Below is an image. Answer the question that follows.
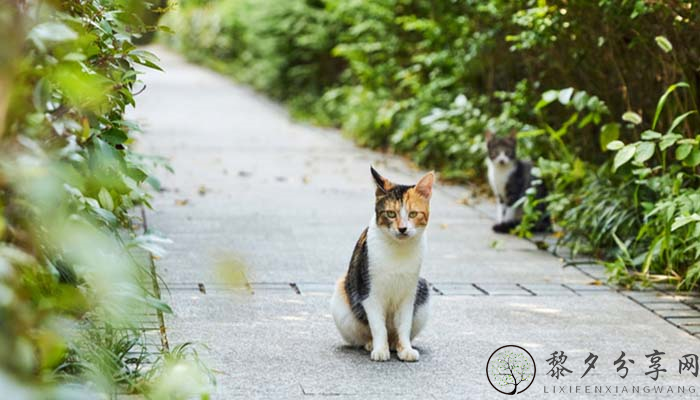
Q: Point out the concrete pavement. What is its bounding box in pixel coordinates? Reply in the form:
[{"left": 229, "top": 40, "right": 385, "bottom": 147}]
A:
[{"left": 130, "top": 47, "right": 700, "bottom": 399}]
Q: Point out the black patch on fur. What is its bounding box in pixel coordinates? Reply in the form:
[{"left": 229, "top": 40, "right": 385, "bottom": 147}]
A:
[
  {"left": 375, "top": 184, "right": 413, "bottom": 216},
  {"left": 487, "top": 136, "right": 516, "bottom": 160},
  {"left": 345, "top": 228, "right": 370, "bottom": 324},
  {"left": 495, "top": 159, "right": 551, "bottom": 233},
  {"left": 414, "top": 278, "right": 430, "bottom": 312},
  {"left": 504, "top": 160, "right": 533, "bottom": 206},
  {"left": 371, "top": 166, "right": 388, "bottom": 194}
]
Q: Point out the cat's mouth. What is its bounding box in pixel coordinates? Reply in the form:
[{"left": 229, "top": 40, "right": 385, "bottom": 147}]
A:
[{"left": 395, "top": 231, "right": 412, "bottom": 239}]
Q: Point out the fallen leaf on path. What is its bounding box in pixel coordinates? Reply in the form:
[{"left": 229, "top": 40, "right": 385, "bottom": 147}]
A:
[
  {"left": 174, "top": 199, "right": 189, "bottom": 206},
  {"left": 198, "top": 185, "right": 207, "bottom": 196},
  {"left": 588, "top": 280, "right": 603, "bottom": 286},
  {"left": 440, "top": 223, "right": 448, "bottom": 229},
  {"left": 302, "top": 175, "right": 310, "bottom": 184},
  {"left": 238, "top": 170, "right": 251, "bottom": 177}
]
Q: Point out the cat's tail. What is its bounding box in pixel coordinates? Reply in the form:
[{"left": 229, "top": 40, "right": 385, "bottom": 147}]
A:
[
  {"left": 492, "top": 220, "right": 520, "bottom": 233},
  {"left": 492, "top": 215, "right": 551, "bottom": 234},
  {"left": 532, "top": 214, "right": 552, "bottom": 233}
]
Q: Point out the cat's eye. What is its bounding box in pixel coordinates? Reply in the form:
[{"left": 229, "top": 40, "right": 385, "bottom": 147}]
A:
[
  {"left": 408, "top": 211, "right": 418, "bottom": 218},
  {"left": 385, "top": 211, "right": 397, "bottom": 218}
]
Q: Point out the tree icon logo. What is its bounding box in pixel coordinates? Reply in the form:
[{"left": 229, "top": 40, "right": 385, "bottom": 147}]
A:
[{"left": 486, "top": 345, "right": 536, "bottom": 395}]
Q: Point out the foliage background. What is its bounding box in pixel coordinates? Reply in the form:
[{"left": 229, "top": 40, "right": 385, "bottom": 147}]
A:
[
  {"left": 1, "top": 0, "right": 210, "bottom": 398},
  {"left": 164, "top": 0, "right": 700, "bottom": 290}
]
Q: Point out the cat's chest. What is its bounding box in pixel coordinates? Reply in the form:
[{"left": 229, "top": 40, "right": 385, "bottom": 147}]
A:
[
  {"left": 366, "top": 234, "right": 424, "bottom": 302},
  {"left": 487, "top": 160, "right": 515, "bottom": 201}
]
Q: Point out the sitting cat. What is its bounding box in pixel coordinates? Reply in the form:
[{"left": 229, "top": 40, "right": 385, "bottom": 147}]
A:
[
  {"left": 485, "top": 130, "right": 550, "bottom": 234},
  {"left": 331, "top": 166, "right": 433, "bottom": 362}
]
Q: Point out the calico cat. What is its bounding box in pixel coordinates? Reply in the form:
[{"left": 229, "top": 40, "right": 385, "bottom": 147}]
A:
[
  {"left": 331, "top": 167, "right": 433, "bottom": 362},
  {"left": 485, "top": 131, "right": 550, "bottom": 233}
]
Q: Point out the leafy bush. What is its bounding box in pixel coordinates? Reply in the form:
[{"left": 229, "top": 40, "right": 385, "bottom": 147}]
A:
[
  {"left": 1, "top": 1, "right": 210, "bottom": 397},
  {"left": 601, "top": 84, "right": 700, "bottom": 289}
]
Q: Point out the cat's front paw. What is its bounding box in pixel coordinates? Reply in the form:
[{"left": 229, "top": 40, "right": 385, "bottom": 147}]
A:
[
  {"left": 370, "top": 346, "right": 391, "bottom": 362},
  {"left": 397, "top": 347, "right": 420, "bottom": 362}
]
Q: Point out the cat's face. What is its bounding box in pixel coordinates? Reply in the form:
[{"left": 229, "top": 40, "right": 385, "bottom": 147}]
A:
[
  {"left": 371, "top": 167, "right": 434, "bottom": 241},
  {"left": 486, "top": 132, "right": 517, "bottom": 167}
]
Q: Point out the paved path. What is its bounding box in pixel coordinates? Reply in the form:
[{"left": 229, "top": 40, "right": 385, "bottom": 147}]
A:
[{"left": 131, "top": 47, "right": 700, "bottom": 399}]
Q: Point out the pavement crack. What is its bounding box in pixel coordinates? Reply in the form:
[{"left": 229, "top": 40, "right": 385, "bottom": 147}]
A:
[
  {"left": 517, "top": 283, "right": 537, "bottom": 296},
  {"left": 430, "top": 283, "right": 444, "bottom": 296},
  {"left": 560, "top": 283, "right": 582, "bottom": 296},
  {"left": 289, "top": 282, "right": 302, "bottom": 295},
  {"left": 472, "top": 283, "right": 489, "bottom": 295}
]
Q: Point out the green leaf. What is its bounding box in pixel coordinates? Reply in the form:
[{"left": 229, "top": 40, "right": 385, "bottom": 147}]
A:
[
  {"left": 129, "top": 234, "right": 173, "bottom": 257},
  {"left": 684, "top": 148, "right": 700, "bottom": 167},
  {"left": 606, "top": 140, "right": 624, "bottom": 151},
  {"left": 653, "top": 82, "right": 689, "bottom": 129},
  {"left": 655, "top": 36, "right": 673, "bottom": 53},
  {"left": 622, "top": 111, "right": 642, "bottom": 125},
  {"left": 659, "top": 133, "right": 682, "bottom": 151},
  {"left": 101, "top": 128, "right": 128, "bottom": 145},
  {"left": 29, "top": 22, "right": 78, "bottom": 51},
  {"left": 666, "top": 110, "right": 697, "bottom": 135},
  {"left": 671, "top": 214, "right": 700, "bottom": 232},
  {"left": 677, "top": 138, "right": 698, "bottom": 145},
  {"left": 634, "top": 142, "right": 655, "bottom": 163},
  {"left": 641, "top": 130, "right": 662, "bottom": 140},
  {"left": 97, "top": 188, "right": 114, "bottom": 211},
  {"left": 536, "top": 90, "right": 559, "bottom": 110},
  {"left": 632, "top": 167, "right": 652, "bottom": 177},
  {"left": 516, "top": 129, "right": 546, "bottom": 138},
  {"left": 676, "top": 144, "right": 693, "bottom": 160},
  {"left": 600, "top": 123, "right": 620, "bottom": 151},
  {"left": 614, "top": 144, "right": 636, "bottom": 171},
  {"left": 144, "top": 296, "right": 173, "bottom": 314},
  {"left": 558, "top": 87, "right": 574, "bottom": 105}
]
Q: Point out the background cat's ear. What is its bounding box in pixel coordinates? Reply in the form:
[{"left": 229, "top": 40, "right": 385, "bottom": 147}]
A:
[
  {"left": 370, "top": 166, "right": 393, "bottom": 194},
  {"left": 485, "top": 130, "right": 493, "bottom": 142},
  {"left": 415, "top": 171, "right": 434, "bottom": 199},
  {"left": 509, "top": 129, "right": 518, "bottom": 139}
]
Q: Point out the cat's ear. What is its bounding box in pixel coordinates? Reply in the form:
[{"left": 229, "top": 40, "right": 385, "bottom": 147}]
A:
[
  {"left": 371, "top": 166, "right": 393, "bottom": 194},
  {"left": 415, "top": 171, "right": 435, "bottom": 199},
  {"left": 485, "top": 130, "right": 494, "bottom": 142},
  {"left": 509, "top": 129, "right": 518, "bottom": 139}
]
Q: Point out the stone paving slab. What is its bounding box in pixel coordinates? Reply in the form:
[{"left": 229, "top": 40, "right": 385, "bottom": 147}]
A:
[
  {"left": 130, "top": 47, "right": 700, "bottom": 399},
  {"left": 162, "top": 291, "right": 700, "bottom": 399}
]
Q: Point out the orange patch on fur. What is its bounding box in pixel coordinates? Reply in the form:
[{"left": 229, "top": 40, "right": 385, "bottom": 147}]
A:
[
  {"left": 336, "top": 276, "right": 350, "bottom": 307},
  {"left": 404, "top": 188, "right": 430, "bottom": 226}
]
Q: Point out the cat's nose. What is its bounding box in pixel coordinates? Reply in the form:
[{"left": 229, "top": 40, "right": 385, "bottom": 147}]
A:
[{"left": 398, "top": 227, "right": 407, "bottom": 234}]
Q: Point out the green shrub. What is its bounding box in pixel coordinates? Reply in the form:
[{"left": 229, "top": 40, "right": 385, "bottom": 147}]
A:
[{"left": 1, "top": 1, "right": 210, "bottom": 397}]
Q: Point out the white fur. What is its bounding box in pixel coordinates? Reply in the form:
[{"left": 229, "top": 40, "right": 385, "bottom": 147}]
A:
[
  {"left": 487, "top": 156, "right": 516, "bottom": 223},
  {"left": 330, "top": 218, "right": 430, "bottom": 362}
]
